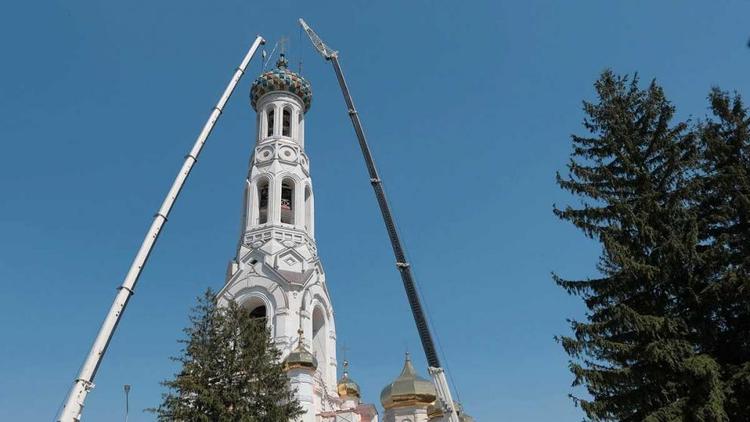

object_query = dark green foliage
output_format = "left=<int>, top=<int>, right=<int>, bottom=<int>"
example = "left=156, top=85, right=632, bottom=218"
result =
left=554, top=71, right=728, bottom=421
left=697, top=90, right=750, bottom=420
left=152, top=289, right=303, bottom=421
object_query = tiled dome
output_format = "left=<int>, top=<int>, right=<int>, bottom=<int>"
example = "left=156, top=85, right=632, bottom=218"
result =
left=251, top=54, right=312, bottom=112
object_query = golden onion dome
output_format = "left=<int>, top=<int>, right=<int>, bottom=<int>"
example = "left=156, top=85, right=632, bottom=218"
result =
left=337, top=361, right=361, bottom=399
left=284, top=328, right=317, bottom=371
left=427, top=403, right=443, bottom=420
left=454, top=401, right=475, bottom=422
left=460, top=412, right=475, bottom=422
left=427, top=401, right=474, bottom=422
left=380, top=353, right=437, bottom=409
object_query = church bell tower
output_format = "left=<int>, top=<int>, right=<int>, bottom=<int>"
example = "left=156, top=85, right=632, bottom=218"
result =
left=217, top=54, right=339, bottom=421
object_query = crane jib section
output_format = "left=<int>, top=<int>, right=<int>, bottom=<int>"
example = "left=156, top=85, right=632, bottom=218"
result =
left=329, top=55, right=441, bottom=368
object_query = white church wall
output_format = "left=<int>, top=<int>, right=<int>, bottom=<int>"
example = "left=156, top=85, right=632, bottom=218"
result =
left=217, top=63, right=383, bottom=422
left=384, top=407, right=429, bottom=422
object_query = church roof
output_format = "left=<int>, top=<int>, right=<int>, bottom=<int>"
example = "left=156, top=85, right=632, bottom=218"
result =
left=380, top=353, right=437, bottom=409
left=251, top=54, right=312, bottom=112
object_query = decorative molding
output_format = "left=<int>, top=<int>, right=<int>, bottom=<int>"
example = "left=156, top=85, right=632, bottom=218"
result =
left=243, top=226, right=318, bottom=255
left=214, top=78, right=377, bottom=422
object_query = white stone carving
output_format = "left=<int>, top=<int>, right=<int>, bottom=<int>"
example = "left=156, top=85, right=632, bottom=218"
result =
left=218, top=84, right=374, bottom=422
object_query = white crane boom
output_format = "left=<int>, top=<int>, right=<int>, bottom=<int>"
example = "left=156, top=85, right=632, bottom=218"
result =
left=56, top=35, right=265, bottom=422
left=298, top=18, right=461, bottom=422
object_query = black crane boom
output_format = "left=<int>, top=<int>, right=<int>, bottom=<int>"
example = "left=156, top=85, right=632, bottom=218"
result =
left=328, top=54, right=441, bottom=368
left=298, top=19, right=460, bottom=420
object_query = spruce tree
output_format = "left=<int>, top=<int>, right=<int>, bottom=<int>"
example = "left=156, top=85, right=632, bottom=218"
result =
left=153, top=289, right=303, bottom=421
left=554, top=71, right=726, bottom=421
left=698, top=90, right=750, bottom=419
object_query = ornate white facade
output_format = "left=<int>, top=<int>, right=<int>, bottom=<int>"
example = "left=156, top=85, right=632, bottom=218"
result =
left=217, top=55, right=378, bottom=422
left=215, top=53, right=473, bottom=422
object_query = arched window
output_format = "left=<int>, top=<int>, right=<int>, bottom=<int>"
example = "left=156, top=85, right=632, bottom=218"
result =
left=242, top=296, right=270, bottom=333
left=248, top=304, right=266, bottom=320
left=312, top=307, right=327, bottom=376
left=266, top=107, right=275, bottom=137
left=257, top=178, right=269, bottom=224
left=282, top=107, right=291, bottom=137
left=280, top=178, right=295, bottom=224
left=304, top=186, right=312, bottom=233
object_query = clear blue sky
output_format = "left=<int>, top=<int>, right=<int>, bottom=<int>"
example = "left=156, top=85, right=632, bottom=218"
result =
left=1, top=1, right=749, bottom=420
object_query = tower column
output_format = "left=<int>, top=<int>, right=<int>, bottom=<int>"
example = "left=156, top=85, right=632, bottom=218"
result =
left=288, top=369, right=316, bottom=422
left=285, top=327, right=319, bottom=422
left=218, top=53, right=340, bottom=420
left=245, top=179, right=256, bottom=229
left=294, top=181, right=304, bottom=229
left=272, top=175, right=281, bottom=225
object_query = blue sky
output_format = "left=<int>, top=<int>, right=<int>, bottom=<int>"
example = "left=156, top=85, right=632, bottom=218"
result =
left=1, top=1, right=749, bottom=421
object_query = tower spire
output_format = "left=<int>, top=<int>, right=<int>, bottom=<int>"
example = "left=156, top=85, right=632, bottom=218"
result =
left=297, top=320, right=306, bottom=349
left=276, top=53, right=289, bottom=69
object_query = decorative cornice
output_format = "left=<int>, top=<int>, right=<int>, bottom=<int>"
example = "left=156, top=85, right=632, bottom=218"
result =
left=243, top=226, right=318, bottom=256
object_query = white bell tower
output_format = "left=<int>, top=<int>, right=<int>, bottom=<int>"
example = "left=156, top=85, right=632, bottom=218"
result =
left=217, top=54, right=339, bottom=420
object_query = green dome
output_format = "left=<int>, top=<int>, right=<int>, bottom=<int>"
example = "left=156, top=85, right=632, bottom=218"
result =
left=284, top=329, right=317, bottom=371
left=380, top=354, right=437, bottom=409
left=250, top=54, right=312, bottom=112
left=284, top=348, right=317, bottom=371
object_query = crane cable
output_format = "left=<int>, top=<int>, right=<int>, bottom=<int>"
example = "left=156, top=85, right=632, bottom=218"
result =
left=263, top=41, right=279, bottom=71
left=298, top=24, right=304, bottom=74
left=380, top=180, right=463, bottom=404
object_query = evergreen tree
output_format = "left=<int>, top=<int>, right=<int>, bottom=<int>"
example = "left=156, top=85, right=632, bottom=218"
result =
left=153, top=289, right=303, bottom=421
left=697, top=89, right=750, bottom=420
left=554, top=71, right=726, bottom=421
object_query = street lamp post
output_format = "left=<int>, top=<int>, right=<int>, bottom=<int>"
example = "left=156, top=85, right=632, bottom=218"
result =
left=123, top=385, right=131, bottom=422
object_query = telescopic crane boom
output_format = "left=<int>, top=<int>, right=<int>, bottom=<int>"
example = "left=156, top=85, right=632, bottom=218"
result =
left=298, top=19, right=460, bottom=422
left=56, top=35, right=265, bottom=422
